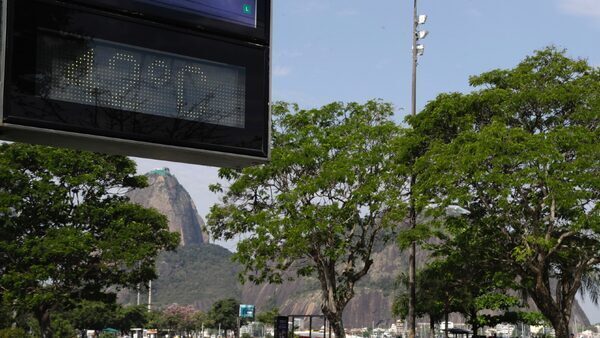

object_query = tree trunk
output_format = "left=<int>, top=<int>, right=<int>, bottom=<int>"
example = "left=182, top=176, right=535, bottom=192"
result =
left=322, top=309, right=345, bottom=338
left=528, top=277, right=573, bottom=338
left=35, top=306, right=53, bottom=338
left=444, top=311, right=449, bottom=338
left=429, top=317, right=435, bottom=338
left=316, top=259, right=350, bottom=338
left=550, top=316, right=570, bottom=338
left=471, top=324, right=479, bottom=338
left=408, top=177, right=417, bottom=338
left=469, top=309, right=479, bottom=338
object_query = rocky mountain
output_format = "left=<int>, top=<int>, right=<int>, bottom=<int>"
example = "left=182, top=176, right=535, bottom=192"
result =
left=126, top=168, right=209, bottom=246
left=242, top=244, right=591, bottom=328
left=128, top=241, right=590, bottom=328
left=240, top=243, right=427, bottom=327
left=122, top=168, right=591, bottom=328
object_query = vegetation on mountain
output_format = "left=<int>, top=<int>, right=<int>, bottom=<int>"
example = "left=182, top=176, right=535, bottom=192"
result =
left=119, top=244, right=241, bottom=308
left=208, top=101, right=408, bottom=338
left=0, top=144, right=180, bottom=338
left=411, top=47, right=600, bottom=338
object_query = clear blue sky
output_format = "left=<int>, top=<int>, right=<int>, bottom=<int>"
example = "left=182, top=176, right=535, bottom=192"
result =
left=135, top=0, right=600, bottom=323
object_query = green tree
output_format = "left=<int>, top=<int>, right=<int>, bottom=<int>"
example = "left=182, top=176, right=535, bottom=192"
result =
left=0, top=301, right=12, bottom=329
left=67, top=301, right=149, bottom=335
left=0, top=327, right=28, bottom=338
left=207, top=298, right=240, bottom=334
left=420, top=213, right=549, bottom=337
left=50, top=314, right=77, bottom=338
left=393, top=268, right=447, bottom=338
left=208, top=101, right=406, bottom=338
left=191, top=310, right=209, bottom=333
left=146, top=310, right=166, bottom=330
left=394, top=74, right=483, bottom=338
left=0, top=144, right=180, bottom=338
left=414, top=47, right=600, bottom=338
left=114, top=305, right=149, bottom=334
left=427, top=219, right=523, bottom=338
left=67, top=300, right=116, bottom=332
left=255, top=307, right=279, bottom=327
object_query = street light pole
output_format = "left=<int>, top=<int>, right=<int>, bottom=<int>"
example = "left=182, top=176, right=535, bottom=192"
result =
left=408, top=1, right=427, bottom=338
left=411, top=0, right=418, bottom=119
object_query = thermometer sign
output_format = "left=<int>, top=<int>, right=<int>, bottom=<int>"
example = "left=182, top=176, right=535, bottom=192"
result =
left=38, top=32, right=246, bottom=128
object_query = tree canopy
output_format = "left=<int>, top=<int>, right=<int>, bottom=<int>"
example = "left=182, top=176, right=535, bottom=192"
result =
left=412, top=47, right=600, bottom=338
left=208, top=100, right=407, bottom=338
left=206, top=298, right=240, bottom=333
left=255, top=307, right=279, bottom=327
left=0, top=143, right=180, bottom=338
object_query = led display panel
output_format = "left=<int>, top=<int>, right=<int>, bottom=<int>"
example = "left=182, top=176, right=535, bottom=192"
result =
left=0, top=0, right=271, bottom=167
left=38, top=31, right=246, bottom=128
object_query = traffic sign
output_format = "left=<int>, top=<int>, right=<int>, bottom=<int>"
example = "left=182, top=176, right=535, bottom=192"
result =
left=239, top=304, right=255, bottom=319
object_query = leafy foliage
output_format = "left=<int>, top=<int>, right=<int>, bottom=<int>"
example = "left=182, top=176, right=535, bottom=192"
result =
left=0, top=143, right=180, bottom=337
left=0, top=327, right=28, bottom=338
left=208, top=100, right=407, bottom=338
left=206, top=298, right=240, bottom=332
left=412, top=47, right=600, bottom=338
left=255, top=307, right=279, bottom=327
left=67, top=300, right=116, bottom=331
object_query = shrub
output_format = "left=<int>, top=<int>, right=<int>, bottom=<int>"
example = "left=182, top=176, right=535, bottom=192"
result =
left=0, top=327, right=29, bottom=338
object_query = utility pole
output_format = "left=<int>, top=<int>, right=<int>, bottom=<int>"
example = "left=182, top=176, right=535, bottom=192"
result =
left=148, top=280, right=152, bottom=312
left=408, top=1, right=428, bottom=338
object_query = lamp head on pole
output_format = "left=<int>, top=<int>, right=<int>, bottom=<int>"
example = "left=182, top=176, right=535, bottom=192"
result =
left=418, top=14, right=428, bottom=25
left=416, top=44, right=425, bottom=56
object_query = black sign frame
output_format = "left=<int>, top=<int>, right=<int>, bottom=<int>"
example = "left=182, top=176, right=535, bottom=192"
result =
left=67, top=0, right=270, bottom=44
left=0, top=0, right=271, bottom=168
left=274, top=316, right=289, bottom=338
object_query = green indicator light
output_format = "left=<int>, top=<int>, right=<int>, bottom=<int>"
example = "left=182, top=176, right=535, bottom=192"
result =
left=242, top=4, right=253, bottom=15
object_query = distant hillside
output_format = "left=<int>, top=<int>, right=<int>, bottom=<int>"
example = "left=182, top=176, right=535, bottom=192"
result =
left=120, top=244, right=240, bottom=310
left=120, top=239, right=591, bottom=329
left=121, top=167, right=591, bottom=328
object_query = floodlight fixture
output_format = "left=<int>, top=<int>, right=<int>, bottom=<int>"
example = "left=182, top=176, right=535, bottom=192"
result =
left=417, top=30, right=429, bottom=40
left=418, top=14, right=428, bottom=24
left=416, top=44, right=425, bottom=56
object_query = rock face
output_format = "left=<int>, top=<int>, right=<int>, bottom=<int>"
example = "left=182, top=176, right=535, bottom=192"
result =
left=123, top=173, right=592, bottom=329
left=242, top=243, right=592, bottom=329
left=241, top=244, right=407, bottom=327
left=126, top=168, right=207, bottom=246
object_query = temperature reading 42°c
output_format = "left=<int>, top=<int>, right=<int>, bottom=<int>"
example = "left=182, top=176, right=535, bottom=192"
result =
left=36, top=32, right=247, bottom=128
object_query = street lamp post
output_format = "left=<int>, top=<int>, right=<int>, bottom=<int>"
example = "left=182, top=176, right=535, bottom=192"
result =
left=408, top=1, right=428, bottom=338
